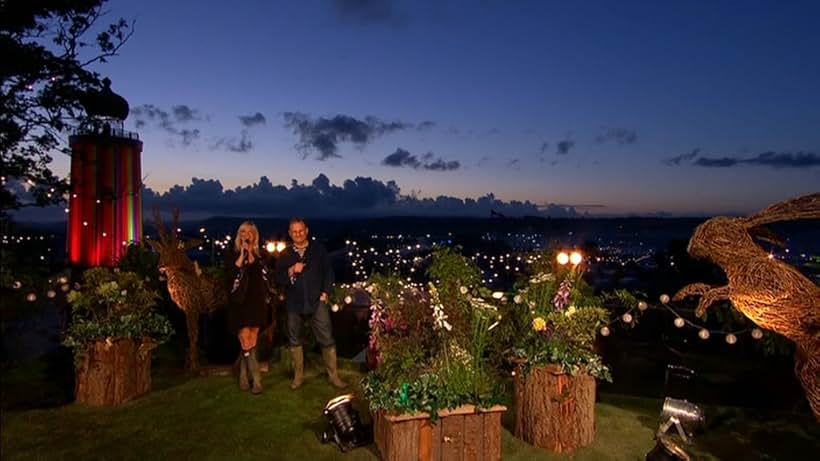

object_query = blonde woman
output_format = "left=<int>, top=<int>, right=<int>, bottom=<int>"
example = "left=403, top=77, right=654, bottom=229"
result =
left=227, top=221, right=271, bottom=394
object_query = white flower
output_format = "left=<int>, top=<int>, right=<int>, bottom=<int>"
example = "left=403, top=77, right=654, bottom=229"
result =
left=459, top=286, right=468, bottom=295
left=513, top=294, right=523, bottom=304
left=492, top=291, right=504, bottom=300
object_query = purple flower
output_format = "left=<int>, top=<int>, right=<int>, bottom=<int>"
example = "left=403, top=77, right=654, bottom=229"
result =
left=552, top=278, right=572, bottom=311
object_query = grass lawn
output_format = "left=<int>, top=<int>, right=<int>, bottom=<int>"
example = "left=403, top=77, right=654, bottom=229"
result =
left=2, top=353, right=818, bottom=460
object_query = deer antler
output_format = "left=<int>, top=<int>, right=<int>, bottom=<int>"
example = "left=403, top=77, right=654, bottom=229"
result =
left=152, top=207, right=168, bottom=241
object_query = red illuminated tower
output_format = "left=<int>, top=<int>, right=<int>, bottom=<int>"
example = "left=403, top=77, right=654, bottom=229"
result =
left=67, top=78, right=143, bottom=267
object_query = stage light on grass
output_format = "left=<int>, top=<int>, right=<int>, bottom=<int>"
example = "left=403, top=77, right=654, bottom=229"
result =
left=321, top=394, right=372, bottom=452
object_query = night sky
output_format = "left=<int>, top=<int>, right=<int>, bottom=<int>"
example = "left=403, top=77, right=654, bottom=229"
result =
left=45, top=0, right=820, bottom=217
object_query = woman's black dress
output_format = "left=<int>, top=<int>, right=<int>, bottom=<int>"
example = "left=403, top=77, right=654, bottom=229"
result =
left=227, top=250, right=271, bottom=334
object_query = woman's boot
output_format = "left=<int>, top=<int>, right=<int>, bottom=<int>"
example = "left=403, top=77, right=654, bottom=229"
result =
left=247, top=347, right=263, bottom=394
left=239, top=351, right=250, bottom=391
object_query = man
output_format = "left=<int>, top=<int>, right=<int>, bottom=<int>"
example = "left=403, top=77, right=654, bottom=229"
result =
left=276, top=218, right=347, bottom=389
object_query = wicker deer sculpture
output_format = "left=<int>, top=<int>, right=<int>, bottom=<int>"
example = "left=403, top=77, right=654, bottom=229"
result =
left=147, top=209, right=228, bottom=370
left=673, top=193, right=820, bottom=420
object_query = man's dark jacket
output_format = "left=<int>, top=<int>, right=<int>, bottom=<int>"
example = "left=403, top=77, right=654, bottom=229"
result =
left=275, top=242, right=334, bottom=314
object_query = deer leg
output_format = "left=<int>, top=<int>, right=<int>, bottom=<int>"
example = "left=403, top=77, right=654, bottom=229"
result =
left=672, top=283, right=713, bottom=302
left=185, top=311, right=200, bottom=370
left=695, top=285, right=730, bottom=318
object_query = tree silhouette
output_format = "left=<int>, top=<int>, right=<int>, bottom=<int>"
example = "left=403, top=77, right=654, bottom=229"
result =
left=1, top=0, right=132, bottom=216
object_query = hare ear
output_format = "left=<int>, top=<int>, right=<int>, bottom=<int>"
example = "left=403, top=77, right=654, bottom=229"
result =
left=743, top=193, right=820, bottom=228
left=749, top=225, right=785, bottom=247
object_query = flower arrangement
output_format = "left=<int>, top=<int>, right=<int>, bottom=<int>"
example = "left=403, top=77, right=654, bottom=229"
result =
left=495, top=250, right=611, bottom=380
left=340, top=247, right=504, bottom=418
left=63, top=267, right=174, bottom=360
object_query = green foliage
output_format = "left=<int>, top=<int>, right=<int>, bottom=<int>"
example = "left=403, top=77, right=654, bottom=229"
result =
left=348, top=248, right=504, bottom=417
left=495, top=249, right=611, bottom=380
left=62, top=268, right=173, bottom=357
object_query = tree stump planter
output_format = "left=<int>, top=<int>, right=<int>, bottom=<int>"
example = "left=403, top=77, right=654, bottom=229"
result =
left=74, top=338, right=155, bottom=406
left=513, top=362, right=596, bottom=453
left=373, top=404, right=506, bottom=461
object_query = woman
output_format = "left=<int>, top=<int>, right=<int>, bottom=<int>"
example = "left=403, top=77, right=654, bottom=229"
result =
left=227, top=221, right=271, bottom=394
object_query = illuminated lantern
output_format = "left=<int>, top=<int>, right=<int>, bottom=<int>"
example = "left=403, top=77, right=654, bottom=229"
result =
left=68, top=79, right=143, bottom=267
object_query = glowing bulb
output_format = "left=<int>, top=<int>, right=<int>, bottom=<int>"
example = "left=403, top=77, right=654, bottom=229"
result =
left=331, top=304, right=340, bottom=312
left=751, top=328, right=764, bottom=340
left=725, top=333, right=737, bottom=345
left=600, top=326, right=610, bottom=336
left=674, top=317, right=685, bottom=328
left=637, top=301, right=648, bottom=311
left=344, top=295, right=352, bottom=305
left=698, top=329, right=710, bottom=340
left=46, top=290, right=56, bottom=299
left=622, top=313, right=633, bottom=323
left=60, top=284, right=70, bottom=292
left=556, top=252, right=569, bottom=265
left=12, top=280, right=21, bottom=289
left=26, top=293, right=37, bottom=302
left=569, top=251, right=582, bottom=265
left=659, top=294, right=670, bottom=304
left=265, top=241, right=276, bottom=253
left=276, top=241, right=286, bottom=252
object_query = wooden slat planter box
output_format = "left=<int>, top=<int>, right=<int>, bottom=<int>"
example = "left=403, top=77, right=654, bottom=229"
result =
left=513, top=363, right=596, bottom=453
left=74, top=338, right=154, bottom=406
left=373, top=405, right=506, bottom=461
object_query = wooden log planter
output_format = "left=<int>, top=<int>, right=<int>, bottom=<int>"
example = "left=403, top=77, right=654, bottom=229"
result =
left=513, top=362, right=596, bottom=453
left=373, top=405, right=507, bottom=461
left=74, top=338, right=155, bottom=406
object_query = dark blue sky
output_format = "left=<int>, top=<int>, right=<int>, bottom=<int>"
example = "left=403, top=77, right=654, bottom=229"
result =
left=49, top=0, right=820, bottom=217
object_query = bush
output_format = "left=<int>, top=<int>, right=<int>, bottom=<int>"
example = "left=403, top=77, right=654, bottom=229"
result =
left=62, top=267, right=173, bottom=360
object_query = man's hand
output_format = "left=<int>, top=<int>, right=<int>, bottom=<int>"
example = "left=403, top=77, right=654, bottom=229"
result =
left=319, top=292, right=328, bottom=303
left=288, top=262, right=306, bottom=278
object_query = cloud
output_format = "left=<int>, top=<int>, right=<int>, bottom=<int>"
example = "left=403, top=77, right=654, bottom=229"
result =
left=171, top=105, right=202, bottom=123
left=556, top=139, right=575, bottom=155
left=238, top=112, right=266, bottom=127
left=665, top=148, right=701, bottom=166
left=140, top=174, right=576, bottom=218
left=417, top=120, right=436, bottom=131
left=212, top=130, right=252, bottom=153
left=283, top=112, right=413, bottom=160
left=333, top=0, right=398, bottom=24
left=131, top=104, right=204, bottom=146
left=382, top=148, right=461, bottom=171
left=595, top=128, right=638, bottom=145
left=667, top=150, right=820, bottom=169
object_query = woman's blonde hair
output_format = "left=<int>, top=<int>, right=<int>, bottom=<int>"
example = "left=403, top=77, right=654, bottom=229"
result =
left=234, top=221, right=261, bottom=257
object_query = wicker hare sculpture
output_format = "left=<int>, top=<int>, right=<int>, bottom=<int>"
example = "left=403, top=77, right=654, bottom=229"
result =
left=148, top=209, right=228, bottom=370
left=673, top=193, right=820, bottom=420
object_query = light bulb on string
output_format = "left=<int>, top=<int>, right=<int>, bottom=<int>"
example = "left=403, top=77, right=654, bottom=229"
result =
left=674, top=317, right=685, bottom=328
left=621, top=313, right=633, bottom=323
left=751, top=328, right=764, bottom=339
left=725, top=333, right=737, bottom=345
left=600, top=326, right=610, bottom=336
left=659, top=294, right=670, bottom=304
left=637, top=301, right=648, bottom=311
left=698, top=329, right=710, bottom=340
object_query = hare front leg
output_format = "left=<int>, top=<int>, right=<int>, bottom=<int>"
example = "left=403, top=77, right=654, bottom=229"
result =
left=695, top=285, right=730, bottom=317
left=672, top=283, right=714, bottom=302
left=673, top=283, right=730, bottom=317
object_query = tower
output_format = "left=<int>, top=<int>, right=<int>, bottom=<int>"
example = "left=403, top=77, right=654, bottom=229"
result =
left=67, top=78, right=143, bottom=267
